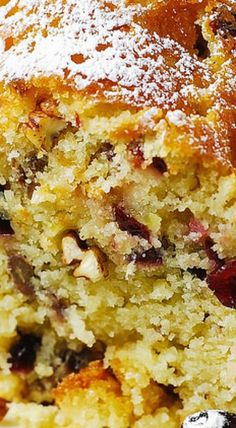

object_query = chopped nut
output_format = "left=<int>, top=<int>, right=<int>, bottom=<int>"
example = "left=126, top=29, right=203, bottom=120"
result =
left=73, top=247, right=108, bottom=282
left=62, top=232, right=87, bottom=265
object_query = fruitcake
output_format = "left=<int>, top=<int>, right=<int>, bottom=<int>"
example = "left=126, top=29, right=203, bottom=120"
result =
left=0, top=0, right=236, bottom=427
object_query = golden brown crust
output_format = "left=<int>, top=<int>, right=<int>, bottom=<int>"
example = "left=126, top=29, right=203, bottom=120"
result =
left=53, top=361, right=121, bottom=402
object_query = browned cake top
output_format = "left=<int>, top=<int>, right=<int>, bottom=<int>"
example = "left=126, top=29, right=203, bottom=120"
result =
left=0, top=0, right=235, bottom=167
left=0, top=0, right=211, bottom=108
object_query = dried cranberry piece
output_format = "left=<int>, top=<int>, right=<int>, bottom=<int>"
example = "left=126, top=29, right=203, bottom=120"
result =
left=0, top=399, right=8, bottom=422
left=207, top=259, right=236, bottom=309
left=130, top=247, right=163, bottom=266
left=8, top=254, right=36, bottom=298
left=152, top=157, right=167, bottom=174
left=204, top=237, right=223, bottom=269
left=128, top=141, right=144, bottom=168
left=0, top=217, right=14, bottom=236
left=9, top=333, right=41, bottom=373
left=188, top=218, right=207, bottom=240
left=113, top=205, right=150, bottom=242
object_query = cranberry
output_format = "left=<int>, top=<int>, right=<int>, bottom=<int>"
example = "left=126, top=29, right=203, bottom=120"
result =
left=188, top=218, right=207, bottom=240
left=113, top=205, right=150, bottom=242
left=9, top=333, right=40, bottom=373
left=129, top=247, right=162, bottom=266
left=0, top=399, right=8, bottom=422
left=128, top=141, right=144, bottom=168
left=204, top=237, right=223, bottom=269
left=207, top=259, right=236, bottom=309
left=0, top=218, right=14, bottom=236
left=8, top=254, right=35, bottom=298
left=152, top=157, right=167, bottom=174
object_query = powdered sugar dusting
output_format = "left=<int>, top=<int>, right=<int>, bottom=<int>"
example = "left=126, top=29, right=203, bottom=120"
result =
left=0, top=0, right=210, bottom=108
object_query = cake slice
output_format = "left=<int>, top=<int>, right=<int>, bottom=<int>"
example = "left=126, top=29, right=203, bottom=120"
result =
left=0, top=0, right=236, bottom=427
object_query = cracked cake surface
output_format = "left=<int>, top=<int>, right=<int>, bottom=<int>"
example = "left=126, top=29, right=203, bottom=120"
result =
left=0, top=0, right=236, bottom=427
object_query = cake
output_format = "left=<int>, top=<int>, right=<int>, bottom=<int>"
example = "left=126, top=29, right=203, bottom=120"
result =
left=0, top=0, right=236, bottom=427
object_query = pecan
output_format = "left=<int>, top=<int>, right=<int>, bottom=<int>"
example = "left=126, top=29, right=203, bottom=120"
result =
left=73, top=247, right=108, bottom=282
left=62, top=231, right=88, bottom=265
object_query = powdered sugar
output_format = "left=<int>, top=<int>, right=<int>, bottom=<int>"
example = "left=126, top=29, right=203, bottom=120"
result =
left=0, top=0, right=210, bottom=108
left=166, top=110, right=187, bottom=127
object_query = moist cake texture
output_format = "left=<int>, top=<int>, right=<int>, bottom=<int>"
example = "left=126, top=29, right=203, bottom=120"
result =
left=0, top=0, right=236, bottom=427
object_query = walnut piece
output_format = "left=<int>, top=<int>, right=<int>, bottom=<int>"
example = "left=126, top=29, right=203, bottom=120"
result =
left=62, top=232, right=108, bottom=282
left=73, top=247, right=108, bottom=282
left=62, top=232, right=87, bottom=265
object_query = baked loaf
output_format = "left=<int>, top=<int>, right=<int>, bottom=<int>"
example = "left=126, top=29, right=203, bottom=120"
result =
left=0, top=0, right=236, bottom=427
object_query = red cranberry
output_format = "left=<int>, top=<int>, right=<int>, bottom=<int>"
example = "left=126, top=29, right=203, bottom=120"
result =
left=9, top=333, right=41, bottom=373
left=152, top=157, right=167, bottom=174
left=128, top=141, right=144, bottom=168
left=113, top=205, right=150, bottom=242
left=188, top=218, right=207, bottom=240
left=204, top=237, right=223, bottom=269
left=207, top=259, right=236, bottom=309
left=0, top=399, right=8, bottom=422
